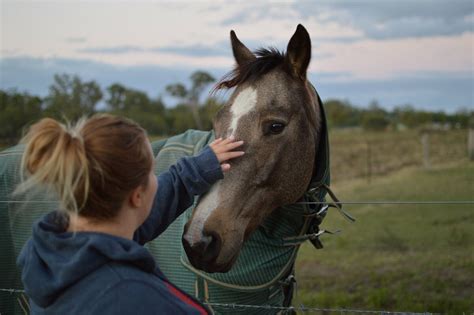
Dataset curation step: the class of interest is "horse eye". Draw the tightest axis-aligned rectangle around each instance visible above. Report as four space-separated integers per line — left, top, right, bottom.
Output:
269 122 285 134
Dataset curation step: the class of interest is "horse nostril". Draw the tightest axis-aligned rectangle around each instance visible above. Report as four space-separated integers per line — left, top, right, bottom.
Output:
201 231 221 262
182 231 221 264
193 234 212 253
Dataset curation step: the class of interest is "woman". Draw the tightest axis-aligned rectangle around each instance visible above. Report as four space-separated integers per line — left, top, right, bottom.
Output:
16 114 244 314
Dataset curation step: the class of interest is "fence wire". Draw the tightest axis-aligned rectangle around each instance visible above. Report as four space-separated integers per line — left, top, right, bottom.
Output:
204 302 437 314
1 200 474 205
296 201 474 205
0 288 437 315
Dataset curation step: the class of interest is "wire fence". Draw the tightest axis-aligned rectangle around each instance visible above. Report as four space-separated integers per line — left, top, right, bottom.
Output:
1 200 474 205
296 201 474 205
0 288 439 314
203 302 439 314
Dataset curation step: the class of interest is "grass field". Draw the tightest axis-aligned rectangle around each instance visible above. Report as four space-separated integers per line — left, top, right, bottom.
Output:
329 129 468 182
294 160 474 314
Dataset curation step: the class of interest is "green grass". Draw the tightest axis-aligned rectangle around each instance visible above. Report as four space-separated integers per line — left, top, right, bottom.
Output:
294 160 474 314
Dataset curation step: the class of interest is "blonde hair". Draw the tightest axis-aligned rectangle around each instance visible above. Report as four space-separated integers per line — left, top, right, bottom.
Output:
16 114 153 220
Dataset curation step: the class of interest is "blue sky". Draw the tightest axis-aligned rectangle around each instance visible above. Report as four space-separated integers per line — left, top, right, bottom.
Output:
1 0 473 112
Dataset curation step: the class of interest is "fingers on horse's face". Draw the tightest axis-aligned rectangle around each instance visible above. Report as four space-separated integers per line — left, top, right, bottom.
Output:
184 25 318 273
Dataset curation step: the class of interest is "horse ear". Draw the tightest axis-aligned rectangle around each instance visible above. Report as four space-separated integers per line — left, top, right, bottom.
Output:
286 24 311 79
230 30 256 66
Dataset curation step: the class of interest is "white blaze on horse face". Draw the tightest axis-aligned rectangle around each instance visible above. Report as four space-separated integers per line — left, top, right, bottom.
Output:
228 87 257 136
185 88 256 245
185 182 222 245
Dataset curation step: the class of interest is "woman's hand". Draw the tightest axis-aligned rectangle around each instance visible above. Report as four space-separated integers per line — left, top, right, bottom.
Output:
209 136 245 172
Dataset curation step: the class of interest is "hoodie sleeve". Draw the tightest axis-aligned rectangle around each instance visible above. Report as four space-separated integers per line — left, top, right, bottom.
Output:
88 280 206 315
134 146 222 245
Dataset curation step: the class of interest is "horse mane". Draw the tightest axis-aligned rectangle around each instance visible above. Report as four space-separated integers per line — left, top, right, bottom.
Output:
214 47 289 90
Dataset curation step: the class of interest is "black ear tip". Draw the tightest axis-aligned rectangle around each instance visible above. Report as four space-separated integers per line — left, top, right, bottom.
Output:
296 24 309 36
230 30 236 38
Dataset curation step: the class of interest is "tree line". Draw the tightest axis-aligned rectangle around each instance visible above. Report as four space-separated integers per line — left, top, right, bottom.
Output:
325 100 471 131
0 72 220 145
0 71 472 145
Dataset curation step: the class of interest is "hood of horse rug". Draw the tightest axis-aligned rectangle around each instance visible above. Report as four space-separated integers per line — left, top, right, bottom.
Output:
184 91 330 289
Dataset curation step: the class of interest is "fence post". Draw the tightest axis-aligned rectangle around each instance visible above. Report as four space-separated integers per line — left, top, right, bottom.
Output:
421 132 430 169
366 140 372 183
469 128 474 161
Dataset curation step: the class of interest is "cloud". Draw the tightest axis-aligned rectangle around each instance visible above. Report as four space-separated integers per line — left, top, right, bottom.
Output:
220 1 473 41
2 1 472 99
310 32 473 80
151 43 230 57
294 0 474 40
77 43 227 59
65 37 86 43
324 1 472 23
77 46 145 54
218 2 365 44
1 49 19 55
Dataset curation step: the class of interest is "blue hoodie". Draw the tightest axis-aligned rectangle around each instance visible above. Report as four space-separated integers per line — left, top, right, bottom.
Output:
17 146 222 315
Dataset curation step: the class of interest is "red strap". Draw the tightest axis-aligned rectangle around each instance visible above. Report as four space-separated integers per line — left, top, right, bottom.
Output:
164 282 207 315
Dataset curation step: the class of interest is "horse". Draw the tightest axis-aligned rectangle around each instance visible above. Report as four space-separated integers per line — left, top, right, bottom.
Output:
0 24 346 314
183 24 321 274
144 24 348 314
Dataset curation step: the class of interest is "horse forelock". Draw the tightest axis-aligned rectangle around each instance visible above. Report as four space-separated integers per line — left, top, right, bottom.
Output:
214 47 287 91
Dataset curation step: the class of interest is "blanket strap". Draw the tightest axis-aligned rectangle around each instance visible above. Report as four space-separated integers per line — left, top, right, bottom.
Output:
195 276 213 312
282 184 354 248
321 184 356 222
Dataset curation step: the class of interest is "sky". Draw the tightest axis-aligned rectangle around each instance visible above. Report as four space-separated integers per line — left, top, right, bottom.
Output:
1 0 473 112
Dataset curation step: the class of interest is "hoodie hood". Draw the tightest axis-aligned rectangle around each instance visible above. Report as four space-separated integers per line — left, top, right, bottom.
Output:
17 211 156 308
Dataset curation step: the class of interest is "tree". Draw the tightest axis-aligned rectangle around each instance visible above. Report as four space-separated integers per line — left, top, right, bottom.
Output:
324 99 360 128
105 83 168 135
166 71 215 130
106 83 127 111
0 90 43 144
199 97 223 131
167 104 196 134
393 105 420 128
361 101 390 131
44 74 102 121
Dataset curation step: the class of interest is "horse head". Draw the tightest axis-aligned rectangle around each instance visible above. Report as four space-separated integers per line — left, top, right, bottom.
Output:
183 24 322 273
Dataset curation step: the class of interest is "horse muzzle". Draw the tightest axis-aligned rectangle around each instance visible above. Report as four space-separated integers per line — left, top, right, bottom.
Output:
182 228 238 273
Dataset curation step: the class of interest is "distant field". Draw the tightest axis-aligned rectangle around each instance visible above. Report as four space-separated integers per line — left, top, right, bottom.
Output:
329 129 468 183
295 160 474 314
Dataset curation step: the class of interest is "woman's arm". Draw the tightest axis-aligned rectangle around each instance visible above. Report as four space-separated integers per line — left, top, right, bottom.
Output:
134 138 243 244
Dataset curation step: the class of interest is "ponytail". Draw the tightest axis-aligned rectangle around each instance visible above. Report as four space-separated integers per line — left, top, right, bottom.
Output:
17 118 90 215
16 114 152 220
